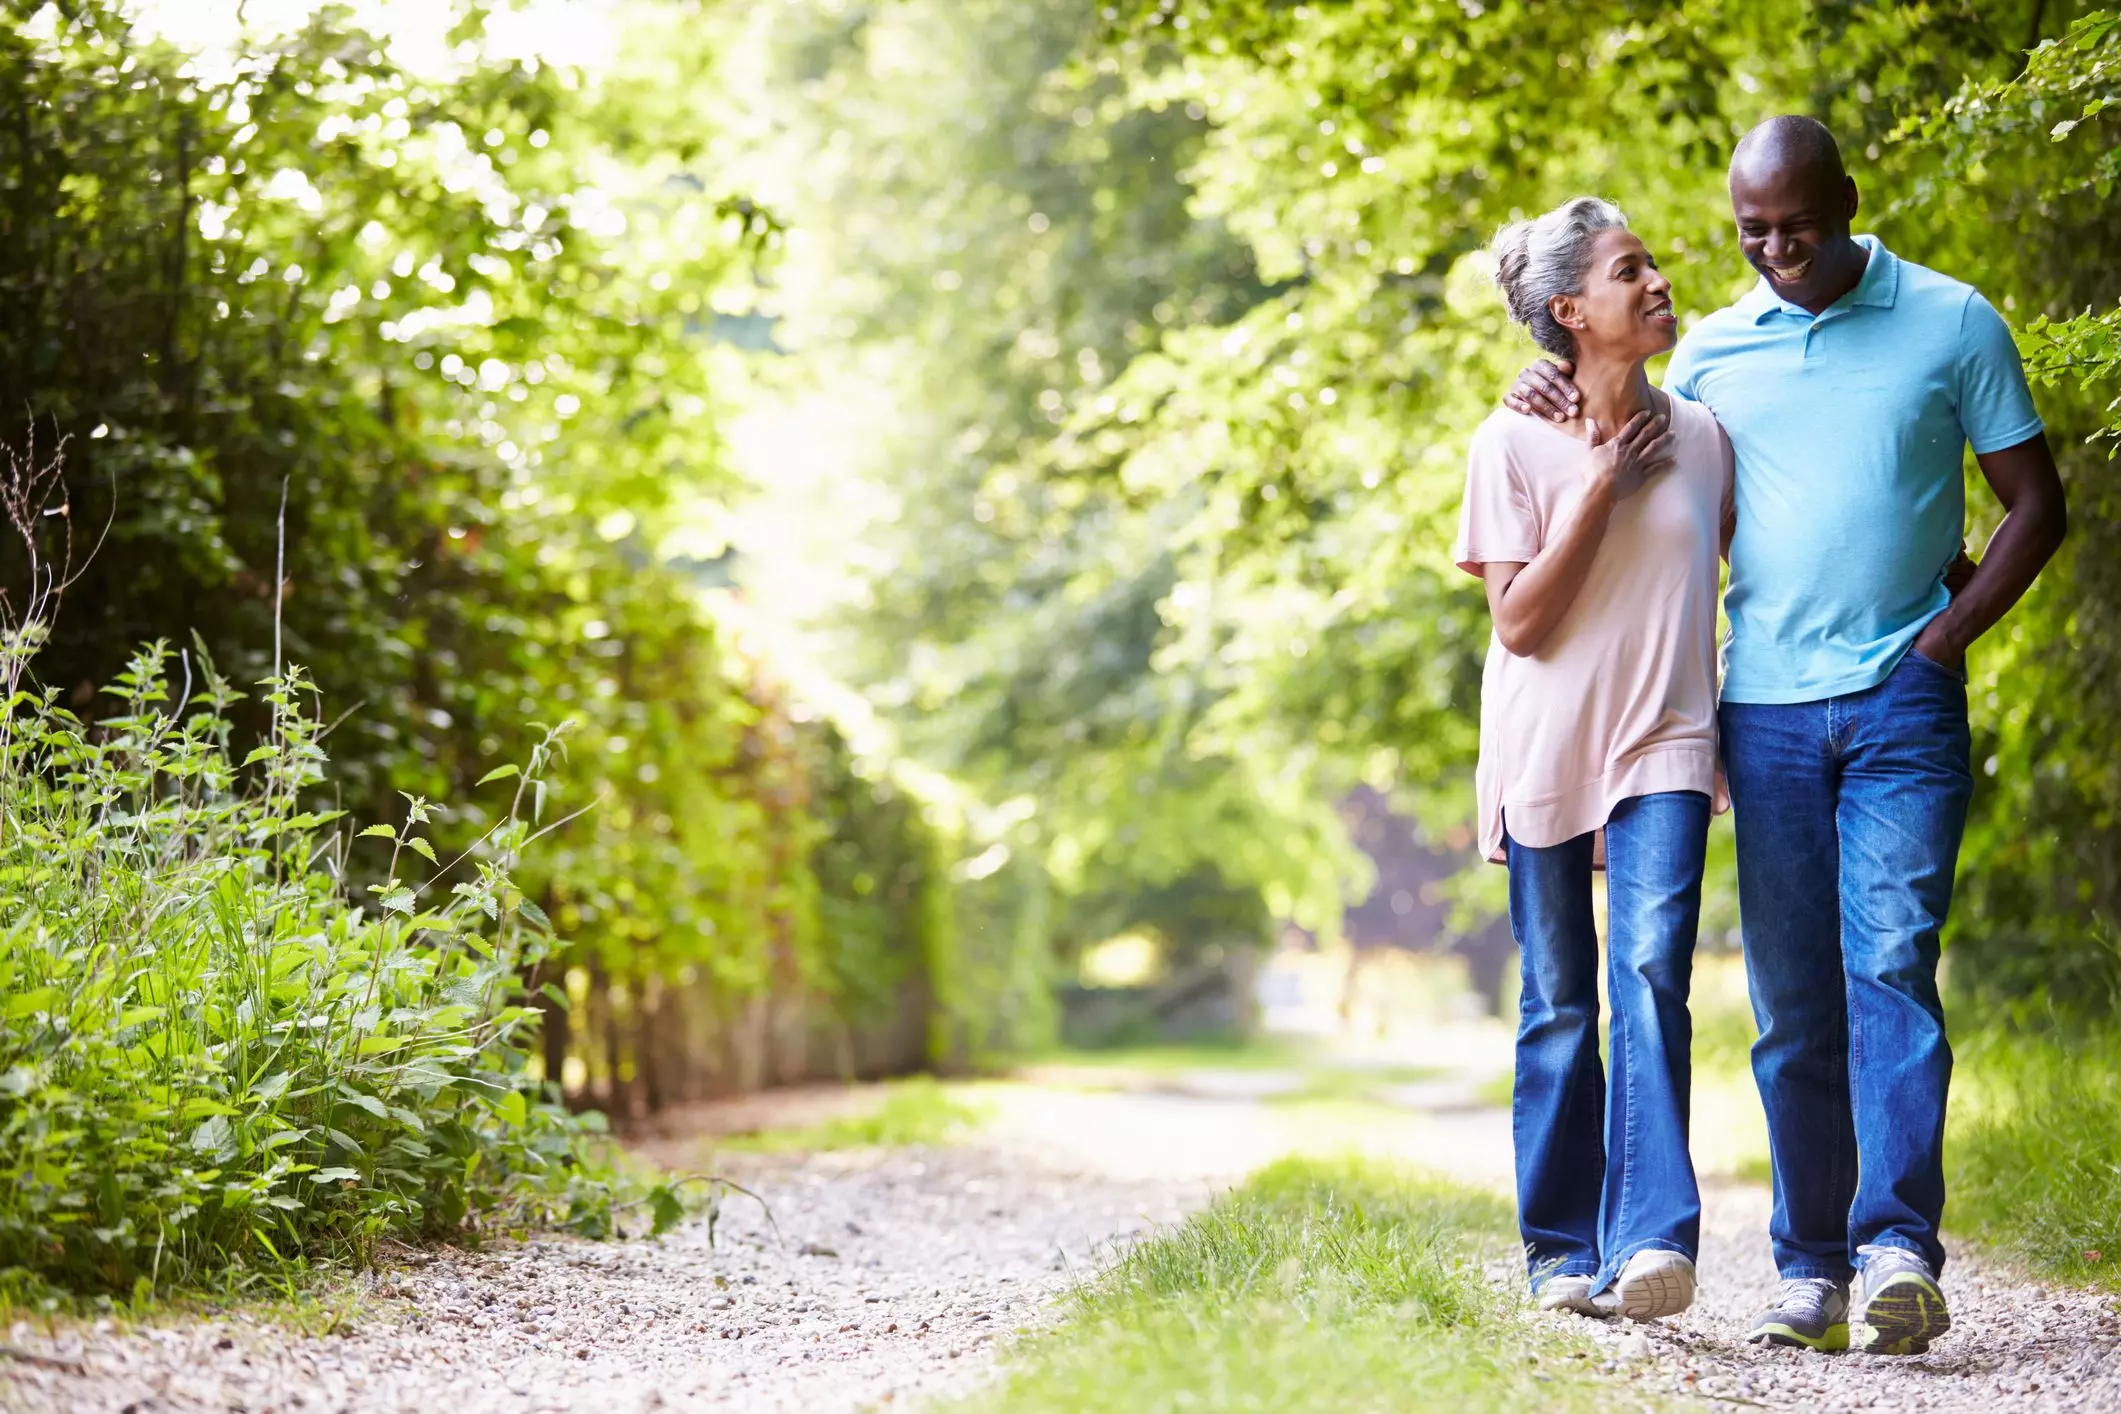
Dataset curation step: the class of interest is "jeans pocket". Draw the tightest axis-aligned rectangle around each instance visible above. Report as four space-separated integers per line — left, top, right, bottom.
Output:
1904 648 1968 686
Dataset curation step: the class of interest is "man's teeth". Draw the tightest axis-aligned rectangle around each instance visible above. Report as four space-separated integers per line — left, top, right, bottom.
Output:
1769 261 1811 280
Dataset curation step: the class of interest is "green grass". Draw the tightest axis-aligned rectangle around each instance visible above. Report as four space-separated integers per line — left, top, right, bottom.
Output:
955 1157 1663 1414
1259 1064 1445 1107
1036 1039 1444 1110
1948 1023 2121 1290
716 1077 989 1152
1032 1036 1317 1073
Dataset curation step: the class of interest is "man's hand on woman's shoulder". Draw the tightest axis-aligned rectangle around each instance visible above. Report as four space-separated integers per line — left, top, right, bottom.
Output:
1505 359 1582 424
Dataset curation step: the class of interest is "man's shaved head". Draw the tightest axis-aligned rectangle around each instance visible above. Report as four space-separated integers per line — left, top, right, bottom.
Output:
1726 115 1864 313
1730 115 1847 193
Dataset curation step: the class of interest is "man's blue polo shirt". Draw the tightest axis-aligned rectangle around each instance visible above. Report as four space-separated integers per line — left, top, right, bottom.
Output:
1665 235 2044 704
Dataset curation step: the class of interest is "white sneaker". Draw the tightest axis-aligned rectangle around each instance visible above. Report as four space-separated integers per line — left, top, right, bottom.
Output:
1535 1273 1603 1316
1597 1248 1697 1322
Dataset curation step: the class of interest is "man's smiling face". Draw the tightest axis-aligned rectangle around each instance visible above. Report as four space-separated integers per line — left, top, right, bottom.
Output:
1728 158 1863 312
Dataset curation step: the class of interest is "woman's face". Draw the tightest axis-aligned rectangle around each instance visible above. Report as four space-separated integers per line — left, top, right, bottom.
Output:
1554 228 1677 360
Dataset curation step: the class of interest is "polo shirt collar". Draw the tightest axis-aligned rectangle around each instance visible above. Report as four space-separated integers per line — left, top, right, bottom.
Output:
1739 234 1899 322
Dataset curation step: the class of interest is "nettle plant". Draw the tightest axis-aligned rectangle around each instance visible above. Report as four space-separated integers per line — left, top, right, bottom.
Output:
0 636 613 1300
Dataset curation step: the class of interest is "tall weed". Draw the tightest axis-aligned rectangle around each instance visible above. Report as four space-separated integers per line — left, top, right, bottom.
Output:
0 642 612 1302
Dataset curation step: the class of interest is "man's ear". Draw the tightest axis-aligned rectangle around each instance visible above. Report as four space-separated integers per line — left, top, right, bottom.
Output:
1843 175 1860 223
1548 292 1587 335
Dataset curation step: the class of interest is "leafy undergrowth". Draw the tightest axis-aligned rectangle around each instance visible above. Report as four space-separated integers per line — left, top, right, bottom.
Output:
1949 1023 2121 1291
957 1157 1657 1414
718 1076 990 1153
0 645 617 1307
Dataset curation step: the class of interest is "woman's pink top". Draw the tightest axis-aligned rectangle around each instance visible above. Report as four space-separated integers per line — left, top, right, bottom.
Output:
1451 398 1731 864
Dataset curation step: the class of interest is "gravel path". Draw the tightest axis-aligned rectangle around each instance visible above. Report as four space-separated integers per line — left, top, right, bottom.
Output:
1 1137 1211 1414
1574 1181 2121 1412
4 1061 2118 1413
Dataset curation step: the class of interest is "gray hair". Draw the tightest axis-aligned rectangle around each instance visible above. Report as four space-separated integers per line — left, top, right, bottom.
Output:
1489 197 1630 360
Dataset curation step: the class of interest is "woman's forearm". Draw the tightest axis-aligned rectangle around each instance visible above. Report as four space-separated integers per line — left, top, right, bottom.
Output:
1493 478 1617 656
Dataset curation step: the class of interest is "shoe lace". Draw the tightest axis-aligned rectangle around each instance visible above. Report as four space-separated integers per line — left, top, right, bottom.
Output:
1773 1276 1839 1318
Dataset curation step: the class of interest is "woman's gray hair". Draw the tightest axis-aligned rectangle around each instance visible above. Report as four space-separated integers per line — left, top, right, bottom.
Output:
1489 197 1630 360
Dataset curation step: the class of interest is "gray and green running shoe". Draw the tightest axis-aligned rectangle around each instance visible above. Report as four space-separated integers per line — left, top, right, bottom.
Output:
1745 1276 1850 1351
1851 1244 1951 1355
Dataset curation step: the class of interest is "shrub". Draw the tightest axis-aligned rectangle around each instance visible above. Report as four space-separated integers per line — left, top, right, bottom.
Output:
0 642 612 1302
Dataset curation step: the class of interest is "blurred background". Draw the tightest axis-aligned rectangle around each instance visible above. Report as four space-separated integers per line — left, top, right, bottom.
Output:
6 0 2120 1115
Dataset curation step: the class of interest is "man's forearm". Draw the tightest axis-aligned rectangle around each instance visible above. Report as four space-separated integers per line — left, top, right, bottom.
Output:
1924 494 2068 659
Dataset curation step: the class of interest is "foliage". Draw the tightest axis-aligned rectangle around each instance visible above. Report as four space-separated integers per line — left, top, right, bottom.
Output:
0 0 1023 1152
0 644 607 1302
1894 8 2121 1008
733 0 1364 966
953 1157 1655 1414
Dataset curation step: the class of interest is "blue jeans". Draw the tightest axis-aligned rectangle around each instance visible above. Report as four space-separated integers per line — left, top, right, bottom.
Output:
1720 650 1973 1279
1507 790 1709 1293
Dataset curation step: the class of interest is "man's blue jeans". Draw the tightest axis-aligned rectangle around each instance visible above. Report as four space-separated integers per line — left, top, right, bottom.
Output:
1720 650 1974 1279
1506 790 1709 1293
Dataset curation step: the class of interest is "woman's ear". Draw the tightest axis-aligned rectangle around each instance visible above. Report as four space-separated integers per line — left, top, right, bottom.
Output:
1548 292 1586 334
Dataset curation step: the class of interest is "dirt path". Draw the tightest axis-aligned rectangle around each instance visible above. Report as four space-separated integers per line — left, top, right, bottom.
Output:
6 1055 2118 1413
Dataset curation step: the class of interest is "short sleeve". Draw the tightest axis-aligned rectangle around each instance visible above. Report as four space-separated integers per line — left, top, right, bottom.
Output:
1957 292 2044 455
1452 421 1540 576
1716 423 1737 551
1663 329 1705 405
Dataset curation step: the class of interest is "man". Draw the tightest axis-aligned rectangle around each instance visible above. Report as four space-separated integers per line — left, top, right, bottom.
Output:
1506 115 2068 1355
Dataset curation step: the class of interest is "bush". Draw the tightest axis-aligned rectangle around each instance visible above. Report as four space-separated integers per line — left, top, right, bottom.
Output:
0 643 611 1302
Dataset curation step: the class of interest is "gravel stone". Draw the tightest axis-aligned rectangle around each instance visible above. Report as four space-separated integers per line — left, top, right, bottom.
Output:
1564 1182 2121 1412
5 1081 2117 1412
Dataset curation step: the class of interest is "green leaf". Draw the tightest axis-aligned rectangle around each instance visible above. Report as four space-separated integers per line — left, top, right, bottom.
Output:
515 898 553 932
647 1183 686 1237
189 1114 233 1157
406 836 438 864
4 987 61 1020
310 1166 361 1185
477 764 521 785
358 823 397 840
378 888 416 914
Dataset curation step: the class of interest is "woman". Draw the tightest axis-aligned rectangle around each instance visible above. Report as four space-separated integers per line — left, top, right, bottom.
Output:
1452 197 1732 1321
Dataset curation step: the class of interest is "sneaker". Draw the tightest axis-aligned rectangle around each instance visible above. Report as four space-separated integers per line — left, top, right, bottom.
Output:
1851 1244 1950 1355
1596 1248 1697 1322
1534 1273 1602 1316
1745 1276 1850 1351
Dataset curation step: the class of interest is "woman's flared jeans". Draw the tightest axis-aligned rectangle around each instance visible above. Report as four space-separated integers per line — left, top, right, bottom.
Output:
1507 790 1709 1293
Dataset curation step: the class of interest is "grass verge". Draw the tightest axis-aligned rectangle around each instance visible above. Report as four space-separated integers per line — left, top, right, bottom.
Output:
955 1156 1657 1414
716 1077 990 1153
1948 1023 2121 1290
